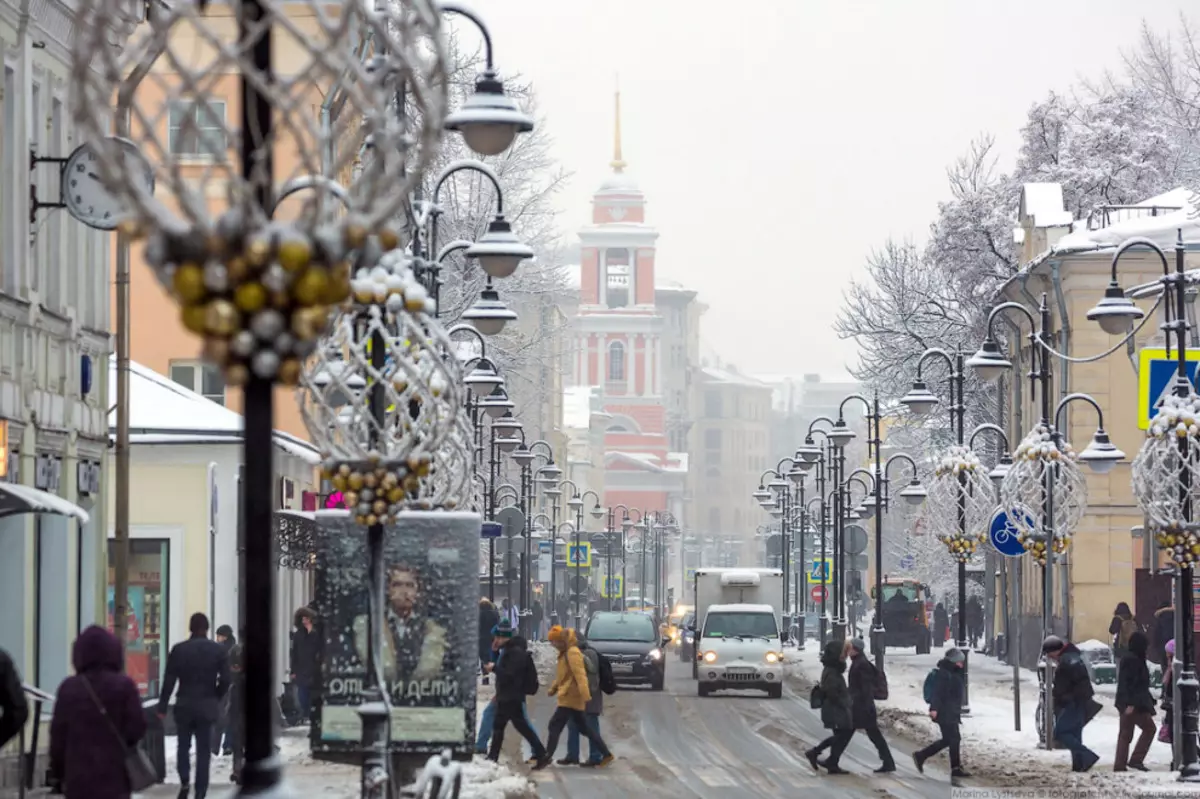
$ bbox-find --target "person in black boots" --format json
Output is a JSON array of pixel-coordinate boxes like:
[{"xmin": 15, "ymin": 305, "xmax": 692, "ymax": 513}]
[
  {"xmin": 1114, "ymin": 631, "xmax": 1155, "ymax": 772},
  {"xmin": 157, "ymin": 613, "xmax": 230, "ymax": 799},
  {"xmin": 1043, "ymin": 635, "xmax": 1100, "ymax": 772},
  {"xmin": 846, "ymin": 637, "xmax": 896, "ymax": 773},
  {"xmin": 804, "ymin": 640, "xmax": 853, "ymax": 775},
  {"xmin": 914, "ymin": 647, "xmax": 971, "ymax": 781},
  {"xmin": 289, "ymin": 608, "xmax": 320, "ymax": 727},
  {"xmin": 486, "ymin": 627, "xmax": 550, "ymax": 768}
]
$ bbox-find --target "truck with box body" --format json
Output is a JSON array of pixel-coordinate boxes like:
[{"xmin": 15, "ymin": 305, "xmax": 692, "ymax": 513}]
[{"xmin": 690, "ymin": 568, "xmax": 786, "ymax": 698}]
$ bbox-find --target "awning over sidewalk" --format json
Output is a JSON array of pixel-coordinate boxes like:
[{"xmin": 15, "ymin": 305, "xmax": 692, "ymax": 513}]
[{"xmin": 0, "ymin": 482, "xmax": 90, "ymax": 523}]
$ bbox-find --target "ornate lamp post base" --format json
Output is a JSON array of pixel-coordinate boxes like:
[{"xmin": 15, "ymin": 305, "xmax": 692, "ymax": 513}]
[{"xmin": 358, "ymin": 693, "xmax": 392, "ymax": 799}]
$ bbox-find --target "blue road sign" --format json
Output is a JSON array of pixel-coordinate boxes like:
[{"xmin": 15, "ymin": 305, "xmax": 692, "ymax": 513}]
[
  {"xmin": 538, "ymin": 540, "xmax": 553, "ymax": 556},
  {"xmin": 988, "ymin": 507, "xmax": 1032, "ymax": 557},
  {"xmin": 602, "ymin": 575, "xmax": 624, "ymax": 598},
  {"xmin": 481, "ymin": 521, "xmax": 502, "ymax": 539},
  {"xmin": 809, "ymin": 558, "xmax": 832, "ymax": 584},
  {"xmin": 686, "ymin": 568, "xmax": 696, "ymax": 582},
  {"xmin": 1138, "ymin": 347, "xmax": 1200, "ymax": 429},
  {"xmin": 899, "ymin": 554, "xmax": 915, "ymax": 571},
  {"xmin": 567, "ymin": 543, "xmax": 592, "ymax": 568}
]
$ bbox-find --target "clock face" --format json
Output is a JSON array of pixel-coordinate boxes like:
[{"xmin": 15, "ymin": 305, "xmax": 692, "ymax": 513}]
[{"xmin": 63, "ymin": 138, "xmax": 154, "ymax": 231}]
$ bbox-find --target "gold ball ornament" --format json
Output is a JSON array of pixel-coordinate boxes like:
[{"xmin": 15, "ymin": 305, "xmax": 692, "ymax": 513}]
[
  {"xmin": 343, "ymin": 491, "xmax": 359, "ymax": 508},
  {"xmin": 173, "ymin": 263, "xmax": 208, "ymax": 304},
  {"xmin": 347, "ymin": 472, "xmax": 365, "ymax": 491},
  {"xmin": 373, "ymin": 500, "xmax": 388, "ymax": 516},
  {"xmin": 181, "ymin": 305, "xmax": 208, "ymax": 335},
  {"xmin": 234, "ymin": 281, "xmax": 269, "ymax": 314},
  {"xmin": 387, "ymin": 487, "xmax": 405, "ymax": 503},
  {"xmin": 338, "ymin": 464, "xmax": 351, "ymax": 477},
  {"xmin": 366, "ymin": 514, "xmax": 379, "ymax": 526},
  {"xmin": 378, "ymin": 228, "xmax": 400, "ymax": 251},
  {"xmin": 293, "ymin": 268, "xmax": 330, "ymax": 307},
  {"xmin": 344, "ymin": 222, "xmax": 368, "ymax": 249},
  {"xmin": 332, "ymin": 475, "xmax": 347, "ymax": 492},
  {"xmin": 278, "ymin": 358, "xmax": 302, "ymax": 386},
  {"xmin": 204, "ymin": 300, "xmax": 240, "ymax": 336},
  {"xmin": 226, "ymin": 256, "xmax": 251, "ymax": 283},
  {"xmin": 245, "ymin": 236, "xmax": 273, "ymax": 268}
]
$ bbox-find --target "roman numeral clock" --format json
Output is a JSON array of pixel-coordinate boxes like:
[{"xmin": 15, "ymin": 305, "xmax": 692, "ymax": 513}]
[{"xmin": 31, "ymin": 136, "xmax": 154, "ymax": 230}]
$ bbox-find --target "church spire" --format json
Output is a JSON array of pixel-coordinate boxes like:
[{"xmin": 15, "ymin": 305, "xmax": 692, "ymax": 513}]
[{"xmin": 610, "ymin": 76, "xmax": 626, "ymax": 174}]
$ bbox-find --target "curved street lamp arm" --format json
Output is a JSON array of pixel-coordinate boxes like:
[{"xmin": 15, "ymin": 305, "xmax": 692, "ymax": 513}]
[
  {"xmin": 581, "ymin": 489, "xmax": 601, "ymax": 506},
  {"xmin": 775, "ymin": 457, "xmax": 794, "ymax": 474},
  {"xmin": 807, "ymin": 416, "xmax": 835, "ymax": 435},
  {"xmin": 447, "ymin": 323, "xmax": 488, "ymax": 357},
  {"xmin": 838, "ymin": 393, "xmax": 871, "ymax": 417},
  {"xmin": 528, "ymin": 440, "xmax": 555, "ymax": 459},
  {"xmin": 883, "ymin": 453, "xmax": 919, "ymax": 479},
  {"xmin": 492, "ymin": 483, "xmax": 519, "ymax": 498},
  {"xmin": 272, "ymin": 174, "xmax": 349, "ymax": 217},
  {"xmin": 431, "ymin": 159, "xmax": 505, "ymax": 215},
  {"xmin": 984, "ymin": 301, "xmax": 1037, "ymax": 341},
  {"xmin": 915, "ymin": 347, "xmax": 955, "ymax": 380},
  {"xmin": 1110, "ymin": 236, "xmax": 1171, "ymax": 281},
  {"xmin": 846, "ymin": 467, "xmax": 876, "ymax": 485},
  {"xmin": 969, "ymin": 423, "xmax": 1010, "ymax": 452},
  {"xmin": 556, "ymin": 478, "xmax": 580, "ymax": 497},
  {"xmin": 438, "ymin": 3, "xmax": 496, "ymax": 70},
  {"xmin": 437, "ymin": 239, "xmax": 474, "ymax": 263},
  {"xmin": 757, "ymin": 469, "xmax": 781, "ymax": 487},
  {"xmin": 1054, "ymin": 392, "xmax": 1108, "ymax": 433}
]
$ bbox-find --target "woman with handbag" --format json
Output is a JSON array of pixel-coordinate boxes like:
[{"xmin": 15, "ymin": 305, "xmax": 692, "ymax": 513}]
[
  {"xmin": 803, "ymin": 640, "xmax": 854, "ymax": 775},
  {"xmin": 49, "ymin": 625, "xmax": 151, "ymax": 798}
]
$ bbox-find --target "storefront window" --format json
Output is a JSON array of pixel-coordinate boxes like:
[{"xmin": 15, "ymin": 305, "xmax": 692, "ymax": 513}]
[{"xmin": 107, "ymin": 539, "xmax": 169, "ymax": 698}]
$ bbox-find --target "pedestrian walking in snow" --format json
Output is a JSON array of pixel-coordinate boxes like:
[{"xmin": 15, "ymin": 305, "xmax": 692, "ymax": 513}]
[
  {"xmin": 211, "ymin": 625, "xmax": 236, "ymax": 756},
  {"xmin": 1114, "ymin": 630, "xmax": 1155, "ymax": 771},
  {"xmin": 933, "ymin": 603, "xmax": 949, "ymax": 646},
  {"xmin": 804, "ymin": 640, "xmax": 854, "ymax": 775},
  {"xmin": 561, "ymin": 633, "xmax": 616, "ymax": 767},
  {"xmin": 486, "ymin": 623, "xmax": 549, "ymax": 768},
  {"xmin": 845, "ymin": 638, "xmax": 896, "ymax": 773},
  {"xmin": 227, "ymin": 629, "xmax": 246, "ymax": 785},
  {"xmin": 475, "ymin": 620, "xmax": 535, "ymax": 760},
  {"xmin": 913, "ymin": 647, "xmax": 971, "ymax": 780},
  {"xmin": 288, "ymin": 607, "xmax": 320, "ymax": 726},
  {"xmin": 1043, "ymin": 635, "xmax": 1101, "ymax": 772},
  {"xmin": 965, "ymin": 598, "xmax": 983, "ymax": 649},
  {"xmin": 48, "ymin": 627, "xmax": 147, "ymax": 799},
  {"xmin": 158, "ymin": 612, "xmax": 231, "ymax": 799},
  {"xmin": 0, "ymin": 645, "xmax": 28, "ymax": 750},
  {"xmin": 542, "ymin": 626, "xmax": 614, "ymax": 767}
]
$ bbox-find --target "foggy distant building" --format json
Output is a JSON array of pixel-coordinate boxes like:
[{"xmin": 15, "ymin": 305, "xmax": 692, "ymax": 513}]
[{"xmin": 754, "ymin": 373, "xmax": 864, "ymax": 463}]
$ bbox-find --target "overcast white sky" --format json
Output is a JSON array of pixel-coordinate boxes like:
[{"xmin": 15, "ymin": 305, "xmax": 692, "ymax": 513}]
[{"xmin": 459, "ymin": 1, "xmax": 1193, "ymax": 381}]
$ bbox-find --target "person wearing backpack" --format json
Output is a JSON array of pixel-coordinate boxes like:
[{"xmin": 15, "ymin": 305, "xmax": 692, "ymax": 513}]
[
  {"xmin": 913, "ymin": 646, "xmax": 970, "ymax": 780},
  {"xmin": 543, "ymin": 626, "xmax": 614, "ymax": 767},
  {"xmin": 562, "ymin": 635, "xmax": 616, "ymax": 767},
  {"xmin": 804, "ymin": 640, "xmax": 854, "ymax": 775},
  {"xmin": 476, "ymin": 620, "xmax": 536, "ymax": 761},
  {"xmin": 1109, "ymin": 602, "xmax": 1140, "ymax": 681},
  {"xmin": 845, "ymin": 638, "xmax": 896, "ymax": 773},
  {"xmin": 487, "ymin": 623, "xmax": 550, "ymax": 768}
]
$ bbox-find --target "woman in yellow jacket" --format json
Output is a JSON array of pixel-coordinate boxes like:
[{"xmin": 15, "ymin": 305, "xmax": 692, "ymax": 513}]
[{"xmin": 543, "ymin": 626, "xmax": 614, "ymax": 766}]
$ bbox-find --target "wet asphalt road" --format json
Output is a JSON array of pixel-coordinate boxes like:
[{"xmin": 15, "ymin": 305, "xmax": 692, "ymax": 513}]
[{"xmin": 516, "ymin": 647, "xmax": 957, "ymax": 799}]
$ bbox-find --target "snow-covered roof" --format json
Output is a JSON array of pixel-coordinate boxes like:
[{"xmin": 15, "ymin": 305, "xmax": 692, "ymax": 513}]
[
  {"xmin": 1019, "ymin": 183, "xmax": 1073, "ymax": 228},
  {"xmin": 1052, "ymin": 187, "xmax": 1199, "ymax": 253},
  {"xmin": 666, "ymin": 451, "xmax": 689, "ymax": 473},
  {"xmin": 701, "ymin": 366, "xmax": 771, "ymax": 390},
  {"xmin": 563, "ymin": 385, "xmax": 600, "ymax": 429},
  {"xmin": 596, "ymin": 172, "xmax": 642, "ymax": 195},
  {"xmin": 109, "ymin": 360, "xmax": 320, "ymax": 464}
]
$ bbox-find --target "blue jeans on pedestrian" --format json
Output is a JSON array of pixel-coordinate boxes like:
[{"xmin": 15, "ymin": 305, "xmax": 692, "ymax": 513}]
[
  {"xmin": 475, "ymin": 699, "xmax": 533, "ymax": 757},
  {"xmin": 565, "ymin": 713, "xmax": 603, "ymax": 763},
  {"xmin": 1053, "ymin": 701, "xmax": 1098, "ymax": 771}
]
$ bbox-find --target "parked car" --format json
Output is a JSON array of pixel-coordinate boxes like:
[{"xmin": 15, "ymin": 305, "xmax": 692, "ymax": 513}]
[
  {"xmin": 584, "ymin": 611, "xmax": 670, "ymax": 691},
  {"xmin": 677, "ymin": 611, "xmax": 697, "ymax": 662}
]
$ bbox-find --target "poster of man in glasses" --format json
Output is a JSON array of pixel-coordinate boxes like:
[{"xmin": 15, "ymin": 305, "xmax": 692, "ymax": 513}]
[{"xmin": 310, "ymin": 511, "xmax": 477, "ymax": 756}]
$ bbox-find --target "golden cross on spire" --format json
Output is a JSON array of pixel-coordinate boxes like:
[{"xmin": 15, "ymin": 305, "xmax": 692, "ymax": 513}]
[{"xmin": 610, "ymin": 73, "xmax": 626, "ymax": 173}]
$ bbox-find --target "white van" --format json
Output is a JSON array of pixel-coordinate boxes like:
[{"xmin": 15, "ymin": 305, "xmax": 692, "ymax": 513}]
[{"xmin": 695, "ymin": 602, "xmax": 785, "ymax": 698}]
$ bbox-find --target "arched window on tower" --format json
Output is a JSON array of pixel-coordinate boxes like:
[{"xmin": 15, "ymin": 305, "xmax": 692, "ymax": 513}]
[{"xmin": 608, "ymin": 341, "xmax": 626, "ymax": 382}]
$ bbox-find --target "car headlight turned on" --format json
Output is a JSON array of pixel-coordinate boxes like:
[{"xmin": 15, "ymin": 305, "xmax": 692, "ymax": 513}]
[
  {"xmin": 649, "ymin": 648, "xmax": 663, "ymax": 661},
  {"xmin": 702, "ymin": 650, "xmax": 718, "ymax": 664},
  {"xmin": 765, "ymin": 651, "xmax": 782, "ymax": 664}
]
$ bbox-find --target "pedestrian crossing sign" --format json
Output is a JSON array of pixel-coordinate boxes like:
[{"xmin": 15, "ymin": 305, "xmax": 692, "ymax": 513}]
[
  {"xmin": 809, "ymin": 558, "xmax": 832, "ymax": 584},
  {"xmin": 567, "ymin": 543, "xmax": 591, "ymax": 568},
  {"xmin": 602, "ymin": 576, "xmax": 623, "ymax": 598},
  {"xmin": 1138, "ymin": 347, "xmax": 1200, "ymax": 429}
]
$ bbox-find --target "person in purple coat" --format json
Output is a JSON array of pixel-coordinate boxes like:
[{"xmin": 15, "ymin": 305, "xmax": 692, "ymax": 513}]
[{"xmin": 49, "ymin": 625, "xmax": 147, "ymax": 799}]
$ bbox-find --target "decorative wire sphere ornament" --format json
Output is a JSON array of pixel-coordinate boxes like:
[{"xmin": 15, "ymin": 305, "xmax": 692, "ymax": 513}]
[
  {"xmin": 1132, "ymin": 392, "xmax": 1200, "ymax": 566},
  {"xmin": 1000, "ymin": 423, "xmax": 1088, "ymax": 567},
  {"xmin": 298, "ymin": 255, "xmax": 463, "ymax": 526},
  {"xmin": 69, "ymin": 0, "xmax": 449, "ymax": 385},
  {"xmin": 918, "ymin": 445, "xmax": 995, "ymax": 563}
]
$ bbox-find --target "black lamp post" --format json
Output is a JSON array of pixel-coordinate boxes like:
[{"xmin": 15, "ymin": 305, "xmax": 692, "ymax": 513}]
[{"xmin": 795, "ymin": 423, "xmax": 832, "ymax": 645}]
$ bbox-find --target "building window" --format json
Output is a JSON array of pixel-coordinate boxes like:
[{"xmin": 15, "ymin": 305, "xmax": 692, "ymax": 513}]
[
  {"xmin": 705, "ymin": 429, "xmax": 721, "ymax": 450},
  {"xmin": 604, "ymin": 248, "xmax": 630, "ymax": 309},
  {"xmin": 608, "ymin": 341, "xmax": 625, "ymax": 382},
  {"xmin": 168, "ymin": 100, "xmax": 227, "ymax": 157},
  {"xmin": 170, "ymin": 360, "xmax": 226, "ymax": 405},
  {"xmin": 705, "ymin": 390, "xmax": 722, "ymax": 417},
  {"xmin": 107, "ymin": 539, "xmax": 169, "ymax": 698}
]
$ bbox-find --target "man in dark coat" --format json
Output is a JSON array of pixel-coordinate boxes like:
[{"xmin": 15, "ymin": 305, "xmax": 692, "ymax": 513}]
[
  {"xmin": 1044, "ymin": 635, "xmax": 1099, "ymax": 772},
  {"xmin": 804, "ymin": 640, "xmax": 854, "ymax": 775},
  {"xmin": 531, "ymin": 600, "xmax": 544, "ymax": 641},
  {"xmin": 1114, "ymin": 631, "xmax": 1156, "ymax": 771},
  {"xmin": 289, "ymin": 607, "xmax": 320, "ymax": 725},
  {"xmin": 49, "ymin": 626, "xmax": 146, "ymax": 799},
  {"xmin": 933, "ymin": 603, "xmax": 949, "ymax": 646},
  {"xmin": 0, "ymin": 646, "xmax": 28, "ymax": 749},
  {"xmin": 211, "ymin": 625, "xmax": 236, "ymax": 756},
  {"xmin": 914, "ymin": 646, "xmax": 970, "ymax": 779},
  {"xmin": 1152, "ymin": 600, "xmax": 1175, "ymax": 666},
  {"xmin": 228, "ymin": 629, "xmax": 247, "ymax": 785},
  {"xmin": 478, "ymin": 598, "xmax": 500, "ymax": 667},
  {"xmin": 966, "ymin": 598, "xmax": 984, "ymax": 649},
  {"xmin": 487, "ymin": 630, "xmax": 549, "ymax": 767},
  {"xmin": 158, "ymin": 612, "xmax": 231, "ymax": 799},
  {"xmin": 846, "ymin": 638, "xmax": 896, "ymax": 772}
]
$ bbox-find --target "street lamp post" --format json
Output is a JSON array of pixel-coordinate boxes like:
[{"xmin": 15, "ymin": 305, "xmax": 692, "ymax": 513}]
[
  {"xmin": 970, "ymin": 291, "xmax": 1129, "ymax": 748},
  {"xmin": 796, "ymin": 423, "xmax": 832, "ymax": 644}
]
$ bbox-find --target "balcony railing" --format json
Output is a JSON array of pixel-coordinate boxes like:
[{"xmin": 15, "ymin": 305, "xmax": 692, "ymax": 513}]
[{"xmin": 1085, "ymin": 204, "xmax": 1183, "ymax": 231}]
